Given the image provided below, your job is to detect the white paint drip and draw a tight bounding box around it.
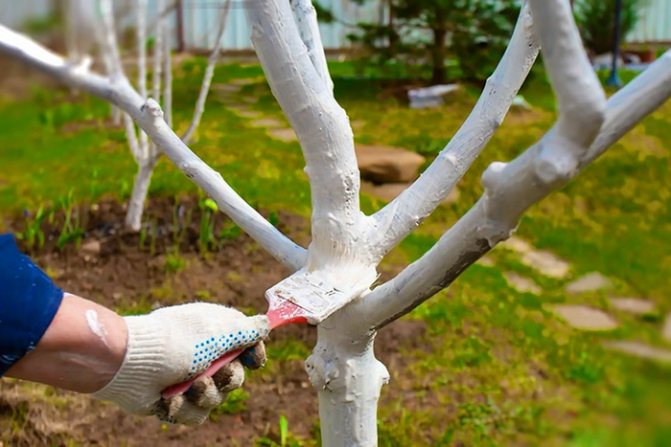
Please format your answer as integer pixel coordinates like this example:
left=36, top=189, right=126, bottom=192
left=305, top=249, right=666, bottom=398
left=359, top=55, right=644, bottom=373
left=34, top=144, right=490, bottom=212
left=86, top=309, right=109, bottom=348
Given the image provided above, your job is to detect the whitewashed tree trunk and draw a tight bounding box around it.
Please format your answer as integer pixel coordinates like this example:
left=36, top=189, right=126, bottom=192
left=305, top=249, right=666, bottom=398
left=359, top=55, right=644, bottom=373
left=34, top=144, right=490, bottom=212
left=182, top=0, right=232, bottom=144
left=97, top=0, right=223, bottom=231
left=1, top=0, right=671, bottom=445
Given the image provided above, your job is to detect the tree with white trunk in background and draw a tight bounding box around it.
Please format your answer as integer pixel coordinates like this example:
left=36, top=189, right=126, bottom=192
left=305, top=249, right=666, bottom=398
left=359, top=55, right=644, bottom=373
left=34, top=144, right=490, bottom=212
left=63, top=0, right=231, bottom=231
left=1, top=0, right=671, bottom=445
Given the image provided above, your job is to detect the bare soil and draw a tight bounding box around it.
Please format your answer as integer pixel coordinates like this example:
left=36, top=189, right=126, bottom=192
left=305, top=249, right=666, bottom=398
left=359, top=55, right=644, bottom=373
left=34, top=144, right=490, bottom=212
left=1, top=196, right=427, bottom=446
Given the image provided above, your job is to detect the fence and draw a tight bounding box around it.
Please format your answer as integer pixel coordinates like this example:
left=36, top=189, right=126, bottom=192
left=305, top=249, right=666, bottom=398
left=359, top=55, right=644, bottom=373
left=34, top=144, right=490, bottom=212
left=0, top=0, right=669, bottom=51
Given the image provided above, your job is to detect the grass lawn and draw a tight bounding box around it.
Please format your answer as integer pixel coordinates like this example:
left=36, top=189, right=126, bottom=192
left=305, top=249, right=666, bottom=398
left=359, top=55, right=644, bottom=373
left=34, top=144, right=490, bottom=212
left=1, top=57, right=670, bottom=446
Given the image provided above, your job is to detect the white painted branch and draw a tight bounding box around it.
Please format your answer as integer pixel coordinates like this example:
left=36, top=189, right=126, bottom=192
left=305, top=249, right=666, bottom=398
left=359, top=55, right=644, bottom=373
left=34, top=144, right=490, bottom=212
left=136, top=0, right=150, bottom=159
left=125, top=158, right=157, bottom=231
left=162, top=23, right=173, bottom=128
left=0, top=25, right=307, bottom=270
left=290, top=0, right=333, bottom=91
left=136, top=0, right=148, bottom=99
left=151, top=0, right=164, bottom=105
left=369, top=4, right=540, bottom=259
left=583, top=49, right=671, bottom=166
left=246, top=0, right=363, bottom=266
left=122, top=112, right=143, bottom=163
left=98, top=0, right=123, bottom=77
left=181, top=0, right=231, bottom=144
left=351, top=7, right=671, bottom=333
left=63, top=0, right=96, bottom=63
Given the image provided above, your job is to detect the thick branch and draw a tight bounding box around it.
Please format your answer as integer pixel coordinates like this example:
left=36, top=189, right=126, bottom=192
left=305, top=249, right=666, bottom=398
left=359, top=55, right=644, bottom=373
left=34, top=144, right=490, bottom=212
left=369, top=4, right=539, bottom=258
left=246, top=0, right=362, bottom=264
left=162, top=21, right=173, bottom=128
left=355, top=55, right=671, bottom=330
left=181, top=0, right=231, bottom=144
left=0, top=25, right=307, bottom=270
left=136, top=0, right=150, bottom=159
left=354, top=0, right=627, bottom=331
left=99, top=0, right=143, bottom=163
left=152, top=0, right=164, bottom=104
left=291, top=0, right=333, bottom=91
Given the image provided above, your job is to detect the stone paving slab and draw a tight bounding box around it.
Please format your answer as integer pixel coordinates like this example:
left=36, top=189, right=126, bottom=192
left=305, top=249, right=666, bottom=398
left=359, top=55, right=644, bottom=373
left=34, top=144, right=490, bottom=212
left=609, top=297, right=656, bottom=316
left=605, top=340, right=671, bottom=363
left=565, top=272, right=612, bottom=294
left=504, top=272, right=541, bottom=294
left=550, top=304, right=618, bottom=331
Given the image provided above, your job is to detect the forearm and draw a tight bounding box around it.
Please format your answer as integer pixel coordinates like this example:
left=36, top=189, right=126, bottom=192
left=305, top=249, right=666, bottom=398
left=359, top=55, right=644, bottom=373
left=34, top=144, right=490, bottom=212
left=5, top=293, right=127, bottom=393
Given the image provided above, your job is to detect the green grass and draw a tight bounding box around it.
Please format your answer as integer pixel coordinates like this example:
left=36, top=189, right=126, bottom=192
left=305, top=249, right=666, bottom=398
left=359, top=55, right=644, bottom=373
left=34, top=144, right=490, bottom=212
left=2, top=58, right=671, bottom=445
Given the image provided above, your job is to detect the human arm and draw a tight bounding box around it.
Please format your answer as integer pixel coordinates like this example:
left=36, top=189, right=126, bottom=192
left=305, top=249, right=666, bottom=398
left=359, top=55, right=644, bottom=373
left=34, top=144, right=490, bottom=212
left=5, top=292, right=127, bottom=393
left=0, top=234, right=269, bottom=424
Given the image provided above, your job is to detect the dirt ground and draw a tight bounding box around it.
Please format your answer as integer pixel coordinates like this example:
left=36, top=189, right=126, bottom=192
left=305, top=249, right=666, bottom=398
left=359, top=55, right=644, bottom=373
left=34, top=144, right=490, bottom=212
left=1, top=197, right=427, bottom=446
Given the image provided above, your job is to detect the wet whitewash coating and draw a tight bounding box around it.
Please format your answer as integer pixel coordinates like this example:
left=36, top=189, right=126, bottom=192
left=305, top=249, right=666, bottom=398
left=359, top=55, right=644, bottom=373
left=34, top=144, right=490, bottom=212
left=1, top=0, right=671, bottom=446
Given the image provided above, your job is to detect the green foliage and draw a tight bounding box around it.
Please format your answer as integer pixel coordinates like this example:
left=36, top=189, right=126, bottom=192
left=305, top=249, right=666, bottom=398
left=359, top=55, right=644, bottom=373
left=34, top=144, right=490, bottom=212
left=2, top=59, right=671, bottom=445
left=56, top=190, right=84, bottom=250
left=348, top=0, right=521, bottom=82
left=198, top=197, right=218, bottom=253
left=15, top=205, right=50, bottom=251
left=211, top=388, right=249, bottom=416
left=163, top=253, right=186, bottom=273
left=256, top=414, right=302, bottom=447
left=574, top=0, right=642, bottom=55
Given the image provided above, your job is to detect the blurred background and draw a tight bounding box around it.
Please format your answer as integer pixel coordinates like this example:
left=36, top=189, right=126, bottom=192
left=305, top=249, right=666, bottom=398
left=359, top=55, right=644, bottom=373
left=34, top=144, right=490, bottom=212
left=0, top=1, right=670, bottom=446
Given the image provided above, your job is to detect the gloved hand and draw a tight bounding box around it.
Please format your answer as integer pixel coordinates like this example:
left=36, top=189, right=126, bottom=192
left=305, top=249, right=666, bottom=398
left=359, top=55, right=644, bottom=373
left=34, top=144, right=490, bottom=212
left=92, top=302, right=269, bottom=425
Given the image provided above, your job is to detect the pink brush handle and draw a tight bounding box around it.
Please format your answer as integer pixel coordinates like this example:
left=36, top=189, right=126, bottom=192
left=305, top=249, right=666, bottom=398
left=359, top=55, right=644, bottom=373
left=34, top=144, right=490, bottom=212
left=160, top=302, right=308, bottom=400
left=161, top=348, right=245, bottom=399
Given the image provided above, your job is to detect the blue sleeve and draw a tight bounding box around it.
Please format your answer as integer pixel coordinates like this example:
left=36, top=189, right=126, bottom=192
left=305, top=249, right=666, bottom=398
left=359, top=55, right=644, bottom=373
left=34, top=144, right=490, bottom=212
left=0, top=234, right=63, bottom=375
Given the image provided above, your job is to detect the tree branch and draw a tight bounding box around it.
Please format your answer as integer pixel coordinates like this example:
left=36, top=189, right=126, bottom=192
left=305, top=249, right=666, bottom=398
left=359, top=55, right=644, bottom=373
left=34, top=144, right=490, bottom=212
left=368, top=4, right=540, bottom=259
left=136, top=0, right=150, bottom=160
left=290, top=0, right=333, bottom=91
left=245, top=0, right=363, bottom=264
left=354, top=0, right=633, bottom=331
left=181, top=0, right=232, bottom=144
left=0, top=24, right=307, bottom=270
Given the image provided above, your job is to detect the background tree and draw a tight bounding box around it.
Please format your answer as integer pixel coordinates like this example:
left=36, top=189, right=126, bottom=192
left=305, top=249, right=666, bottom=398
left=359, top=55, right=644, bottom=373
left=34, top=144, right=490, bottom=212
left=573, top=0, right=642, bottom=55
left=347, top=0, right=521, bottom=82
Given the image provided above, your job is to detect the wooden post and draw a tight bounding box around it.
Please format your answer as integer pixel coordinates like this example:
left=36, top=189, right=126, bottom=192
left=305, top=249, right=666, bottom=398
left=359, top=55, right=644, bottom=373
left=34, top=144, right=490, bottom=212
left=175, top=0, right=185, bottom=53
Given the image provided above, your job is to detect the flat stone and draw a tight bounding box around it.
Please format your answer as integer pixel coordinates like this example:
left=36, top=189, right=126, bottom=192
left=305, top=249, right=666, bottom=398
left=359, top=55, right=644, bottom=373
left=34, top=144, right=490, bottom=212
left=663, top=314, right=671, bottom=342
left=240, top=96, right=257, bottom=104
left=229, top=77, right=262, bottom=86
left=605, top=340, right=671, bottom=363
left=609, top=297, right=656, bottom=315
left=501, top=236, right=533, bottom=254
left=229, top=106, right=262, bottom=119
left=550, top=304, right=618, bottom=331
left=361, top=182, right=408, bottom=202
left=504, top=272, right=541, bottom=294
left=565, top=272, right=611, bottom=294
left=250, top=117, right=284, bottom=128
left=237, top=110, right=263, bottom=119
left=356, top=144, right=425, bottom=183
left=212, top=83, right=242, bottom=93
left=268, top=127, right=298, bottom=142
left=522, top=249, right=570, bottom=279
left=80, top=239, right=101, bottom=255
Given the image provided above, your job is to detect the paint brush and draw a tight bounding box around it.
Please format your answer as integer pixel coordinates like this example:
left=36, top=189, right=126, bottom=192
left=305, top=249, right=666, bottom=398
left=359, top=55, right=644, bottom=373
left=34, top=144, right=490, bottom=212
left=161, top=269, right=374, bottom=398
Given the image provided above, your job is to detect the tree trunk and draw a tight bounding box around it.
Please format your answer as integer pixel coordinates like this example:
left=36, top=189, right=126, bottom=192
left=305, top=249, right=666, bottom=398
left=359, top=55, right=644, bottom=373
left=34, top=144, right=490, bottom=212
left=125, top=159, right=156, bottom=232
left=431, top=26, right=448, bottom=84
left=306, top=310, right=389, bottom=447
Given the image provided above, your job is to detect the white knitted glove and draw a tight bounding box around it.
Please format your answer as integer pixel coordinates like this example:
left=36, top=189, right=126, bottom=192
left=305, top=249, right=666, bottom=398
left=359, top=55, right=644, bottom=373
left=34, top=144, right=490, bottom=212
left=93, top=302, right=269, bottom=425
